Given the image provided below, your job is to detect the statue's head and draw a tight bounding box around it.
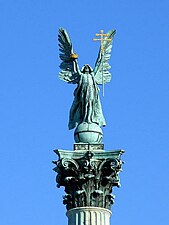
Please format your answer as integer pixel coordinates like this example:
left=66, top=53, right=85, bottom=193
left=81, top=64, right=93, bottom=74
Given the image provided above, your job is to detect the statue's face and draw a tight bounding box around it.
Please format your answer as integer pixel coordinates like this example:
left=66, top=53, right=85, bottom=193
left=84, top=66, right=90, bottom=74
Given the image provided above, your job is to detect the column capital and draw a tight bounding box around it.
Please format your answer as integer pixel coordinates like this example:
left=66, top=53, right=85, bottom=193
left=53, top=145, right=124, bottom=211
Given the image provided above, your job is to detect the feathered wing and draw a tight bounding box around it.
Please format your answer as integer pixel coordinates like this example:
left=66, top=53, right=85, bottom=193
left=58, top=28, right=80, bottom=83
left=93, top=29, right=116, bottom=84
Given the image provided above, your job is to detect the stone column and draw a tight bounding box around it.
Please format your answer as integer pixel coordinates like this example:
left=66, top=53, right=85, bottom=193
left=53, top=144, right=124, bottom=225
left=67, top=207, right=111, bottom=225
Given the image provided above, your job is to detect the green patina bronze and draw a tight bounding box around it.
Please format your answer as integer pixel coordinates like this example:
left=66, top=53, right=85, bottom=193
left=58, top=28, right=116, bottom=143
left=53, top=145, right=124, bottom=210
left=54, top=29, right=125, bottom=212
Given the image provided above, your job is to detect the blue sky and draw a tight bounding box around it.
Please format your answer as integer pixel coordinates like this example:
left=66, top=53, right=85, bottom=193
left=1, top=0, right=169, bottom=225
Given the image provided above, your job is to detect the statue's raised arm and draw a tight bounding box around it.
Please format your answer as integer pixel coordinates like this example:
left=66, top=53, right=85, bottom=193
left=58, top=28, right=81, bottom=84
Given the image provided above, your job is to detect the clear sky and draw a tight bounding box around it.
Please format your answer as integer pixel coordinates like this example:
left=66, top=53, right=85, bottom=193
left=1, top=0, right=169, bottom=225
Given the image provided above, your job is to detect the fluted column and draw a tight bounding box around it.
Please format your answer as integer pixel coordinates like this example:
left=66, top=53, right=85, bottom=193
left=67, top=207, right=111, bottom=225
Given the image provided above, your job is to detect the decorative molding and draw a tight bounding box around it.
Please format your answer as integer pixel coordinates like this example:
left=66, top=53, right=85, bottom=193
left=74, top=143, right=104, bottom=151
left=53, top=146, right=124, bottom=210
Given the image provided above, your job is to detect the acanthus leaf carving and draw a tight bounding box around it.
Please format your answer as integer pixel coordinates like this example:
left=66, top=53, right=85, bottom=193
left=53, top=149, right=124, bottom=210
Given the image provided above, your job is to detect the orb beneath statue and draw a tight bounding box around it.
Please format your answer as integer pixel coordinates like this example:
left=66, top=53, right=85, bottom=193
left=74, top=122, right=103, bottom=144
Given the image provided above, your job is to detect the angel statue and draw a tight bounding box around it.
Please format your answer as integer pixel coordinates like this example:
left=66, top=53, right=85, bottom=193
left=58, top=28, right=116, bottom=143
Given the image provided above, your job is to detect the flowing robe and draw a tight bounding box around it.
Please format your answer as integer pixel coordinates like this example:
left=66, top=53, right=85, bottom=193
left=68, top=73, right=106, bottom=130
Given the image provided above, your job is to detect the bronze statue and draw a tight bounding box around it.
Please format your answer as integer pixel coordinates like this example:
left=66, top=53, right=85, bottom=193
left=58, top=28, right=116, bottom=143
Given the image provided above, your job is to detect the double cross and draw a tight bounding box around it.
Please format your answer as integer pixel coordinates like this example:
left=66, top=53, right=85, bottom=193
left=93, top=30, right=112, bottom=96
left=93, top=30, right=112, bottom=54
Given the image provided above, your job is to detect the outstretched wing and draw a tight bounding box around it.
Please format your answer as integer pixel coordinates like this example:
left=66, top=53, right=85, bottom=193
left=58, top=28, right=80, bottom=83
left=93, top=29, right=116, bottom=84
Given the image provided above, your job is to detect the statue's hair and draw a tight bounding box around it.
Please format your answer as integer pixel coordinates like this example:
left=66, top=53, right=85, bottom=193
left=81, top=64, right=93, bottom=73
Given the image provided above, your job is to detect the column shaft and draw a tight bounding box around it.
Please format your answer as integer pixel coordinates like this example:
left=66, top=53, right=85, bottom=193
left=67, top=207, right=111, bottom=225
